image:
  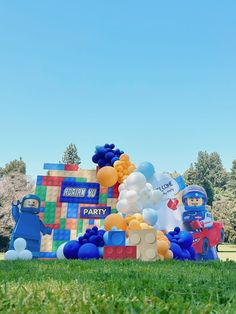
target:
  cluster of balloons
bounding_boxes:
[92,144,124,168]
[126,212,155,236]
[4,238,33,260]
[113,154,136,183]
[116,172,163,215]
[57,226,106,260]
[156,231,173,260]
[166,227,196,260]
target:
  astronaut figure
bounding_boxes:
[182,185,213,231]
[9,194,52,258]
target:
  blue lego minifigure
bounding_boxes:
[9,194,52,258]
[182,185,213,230]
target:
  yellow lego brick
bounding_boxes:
[129,229,157,261]
[70,230,77,240]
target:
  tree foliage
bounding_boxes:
[227,160,236,197]
[61,144,81,165]
[0,158,26,177]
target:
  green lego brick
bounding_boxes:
[100,219,104,228]
[98,193,108,204]
[75,178,87,182]
[44,214,55,224]
[111,208,118,214]
[35,186,47,201]
[60,218,66,230]
[52,240,66,252]
[77,219,83,234]
[45,202,56,213]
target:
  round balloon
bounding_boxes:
[18,250,33,260]
[104,214,126,231]
[14,238,27,252]
[78,243,100,260]
[63,240,81,259]
[142,208,158,226]
[4,250,18,261]
[96,166,118,187]
[137,162,155,180]
[57,242,67,260]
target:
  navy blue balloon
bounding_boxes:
[98,159,106,168]
[170,242,182,260]
[111,156,119,165]
[181,249,191,260]
[92,154,99,163]
[187,246,196,260]
[89,235,99,245]
[177,231,193,249]
[92,226,98,233]
[78,243,100,260]
[105,152,115,162]
[63,240,81,259]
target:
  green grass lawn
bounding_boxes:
[0,260,236,314]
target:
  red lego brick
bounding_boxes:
[45,223,60,229]
[113,182,120,197]
[56,196,62,208]
[42,176,64,186]
[64,164,79,171]
[104,246,136,260]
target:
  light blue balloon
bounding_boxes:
[142,208,158,226]
[98,247,104,258]
[103,231,109,245]
[137,162,155,180]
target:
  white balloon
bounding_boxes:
[56,242,67,260]
[19,250,32,260]
[4,250,18,261]
[119,190,128,200]
[116,199,128,213]
[118,183,126,192]
[14,238,27,252]
[146,183,153,191]
[151,190,163,204]
[126,190,138,203]
[126,172,146,191]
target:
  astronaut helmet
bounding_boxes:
[21,194,41,214]
[182,185,207,207]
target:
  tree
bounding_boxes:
[61,144,81,165]
[201,179,214,206]
[228,160,236,196]
[0,158,26,177]
[183,163,196,185]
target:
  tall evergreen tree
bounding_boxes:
[62,144,81,165]
[0,158,26,177]
[228,160,236,196]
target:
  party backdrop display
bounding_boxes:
[35,163,119,258]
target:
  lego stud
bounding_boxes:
[145,233,156,244]
[129,233,141,245]
[146,248,156,260]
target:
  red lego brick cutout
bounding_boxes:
[64,164,79,171]
[104,246,136,260]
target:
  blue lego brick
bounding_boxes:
[89,219,95,225]
[36,176,43,186]
[175,176,187,191]
[40,207,44,213]
[64,177,76,182]
[40,252,57,258]
[107,231,126,246]
[67,203,79,218]
[53,229,71,241]
[107,188,114,198]
[43,163,65,171]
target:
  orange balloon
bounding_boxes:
[164,250,173,260]
[128,219,141,231]
[104,214,126,231]
[157,240,170,254]
[97,166,118,187]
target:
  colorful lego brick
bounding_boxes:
[99,193,108,204]
[111,208,118,214]
[60,218,66,229]
[44,202,56,224]
[40,234,53,252]
[36,176,43,186]
[53,229,71,241]
[52,240,67,252]
[42,176,64,187]
[46,186,60,202]
[45,223,60,229]
[67,203,79,218]
[89,219,95,225]
[107,231,126,246]
[77,219,84,234]
[35,186,47,201]
[70,229,77,240]
[44,163,65,171]
[129,229,157,261]
[64,164,79,171]
[66,219,78,230]
[61,204,67,218]
[39,252,57,259]
[104,246,136,260]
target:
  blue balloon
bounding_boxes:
[111,156,119,165]
[78,243,100,260]
[103,231,109,245]
[177,231,193,249]
[181,249,191,260]
[142,208,158,226]
[98,159,106,168]
[187,246,196,260]
[137,162,155,180]
[98,247,104,258]
[170,242,182,260]
[63,240,81,259]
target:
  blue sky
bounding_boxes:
[0,1,235,178]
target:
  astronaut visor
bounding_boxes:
[23,199,39,209]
